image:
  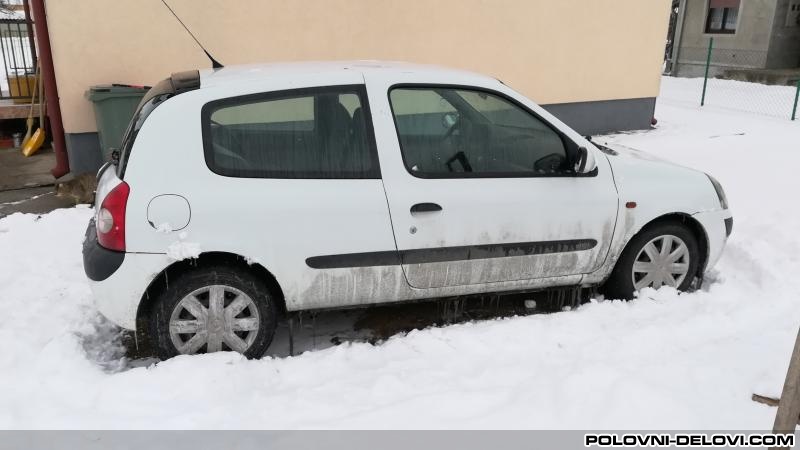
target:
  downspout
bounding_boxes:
[30,0,69,178]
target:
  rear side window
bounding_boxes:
[202,85,379,179]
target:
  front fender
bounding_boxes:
[581,147,727,284]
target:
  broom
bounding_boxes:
[20,64,39,149]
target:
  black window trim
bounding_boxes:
[201,84,382,180]
[386,83,597,180]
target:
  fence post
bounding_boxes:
[792,79,799,121]
[701,37,713,107]
[772,326,800,446]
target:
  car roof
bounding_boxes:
[198,60,494,87]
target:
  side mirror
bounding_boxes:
[574,146,597,174]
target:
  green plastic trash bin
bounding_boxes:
[86,85,150,162]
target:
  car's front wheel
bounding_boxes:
[150,266,277,359]
[602,222,700,300]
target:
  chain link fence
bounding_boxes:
[689,37,800,120]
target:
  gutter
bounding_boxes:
[30,0,69,178]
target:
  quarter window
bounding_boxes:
[389,87,570,177]
[203,86,378,179]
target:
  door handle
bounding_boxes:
[410,202,443,214]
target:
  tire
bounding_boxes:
[601,222,700,300]
[150,265,277,360]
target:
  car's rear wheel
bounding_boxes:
[150,266,277,359]
[602,223,700,300]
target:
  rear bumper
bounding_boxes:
[83,219,125,281]
[692,209,732,272]
[83,220,171,330]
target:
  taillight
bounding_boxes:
[96,181,130,251]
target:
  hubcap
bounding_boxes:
[631,235,691,290]
[169,285,260,355]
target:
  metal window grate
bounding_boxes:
[0,18,36,100]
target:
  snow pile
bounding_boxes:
[0,77,799,429]
[166,232,202,261]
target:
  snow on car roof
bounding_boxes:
[198,60,491,87]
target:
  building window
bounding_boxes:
[705,0,740,34]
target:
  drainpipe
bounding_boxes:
[29,0,69,179]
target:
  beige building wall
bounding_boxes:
[45,0,671,135]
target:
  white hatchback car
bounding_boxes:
[83,61,732,359]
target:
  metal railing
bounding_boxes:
[695,37,800,121]
[0,17,36,100]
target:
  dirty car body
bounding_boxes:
[83,61,732,358]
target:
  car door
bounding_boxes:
[365,74,619,289]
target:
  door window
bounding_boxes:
[389,87,569,178]
[202,86,379,179]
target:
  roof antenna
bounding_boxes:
[161,0,223,69]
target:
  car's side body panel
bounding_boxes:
[119,66,615,316]
[86,62,732,332]
[363,71,620,290]
[581,146,731,285]
[122,71,407,312]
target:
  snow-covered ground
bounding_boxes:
[1,77,799,429]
